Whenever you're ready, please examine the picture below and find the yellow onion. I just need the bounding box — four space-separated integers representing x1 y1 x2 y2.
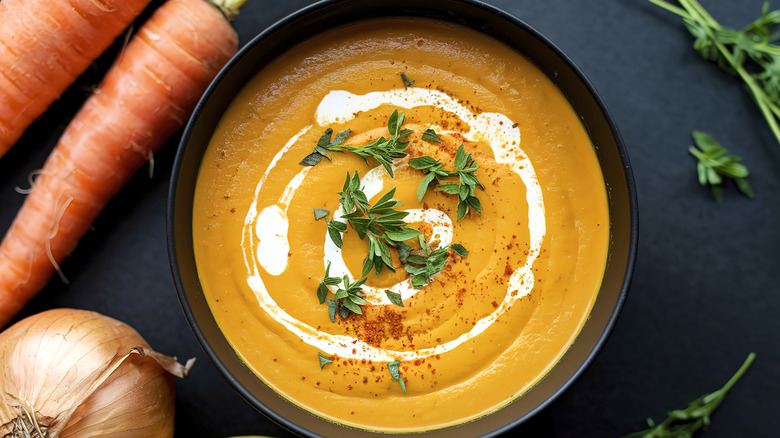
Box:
0 309 193 437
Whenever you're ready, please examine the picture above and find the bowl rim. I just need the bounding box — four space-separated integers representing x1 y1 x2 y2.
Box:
167 0 639 436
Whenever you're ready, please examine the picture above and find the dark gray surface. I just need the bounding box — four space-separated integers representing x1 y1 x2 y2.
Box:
0 0 777 437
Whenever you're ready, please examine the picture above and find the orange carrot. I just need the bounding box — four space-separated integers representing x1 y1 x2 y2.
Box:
0 0 152 158
0 0 240 326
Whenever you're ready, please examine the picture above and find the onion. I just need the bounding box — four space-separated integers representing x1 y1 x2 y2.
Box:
0 309 194 437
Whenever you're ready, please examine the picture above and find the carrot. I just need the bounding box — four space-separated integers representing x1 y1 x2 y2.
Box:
0 0 152 158
0 0 241 327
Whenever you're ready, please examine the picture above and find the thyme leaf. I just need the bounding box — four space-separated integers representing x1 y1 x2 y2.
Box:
421 128 442 143
326 220 347 248
400 72 415 89
689 131 753 200
385 290 404 306
313 208 330 220
387 360 407 394
318 352 333 368
316 261 342 304
451 243 468 257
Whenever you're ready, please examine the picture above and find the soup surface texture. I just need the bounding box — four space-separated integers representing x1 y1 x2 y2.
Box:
193 18 609 432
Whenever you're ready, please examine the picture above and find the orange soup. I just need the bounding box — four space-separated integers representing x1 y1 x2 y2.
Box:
192 18 609 432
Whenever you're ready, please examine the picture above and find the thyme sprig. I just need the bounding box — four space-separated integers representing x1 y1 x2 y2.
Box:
300 110 413 177
648 0 780 147
689 131 753 200
299 128 350 166
316 262 367 319
333 275 367 315
624 352 756 438
400 236 450 289
410 143 484 220
316 261 341 304
336 172 422 276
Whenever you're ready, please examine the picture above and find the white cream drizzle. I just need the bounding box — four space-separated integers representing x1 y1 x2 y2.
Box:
242 88 546 361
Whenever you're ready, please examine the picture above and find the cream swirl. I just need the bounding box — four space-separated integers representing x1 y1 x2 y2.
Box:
241 88 545 361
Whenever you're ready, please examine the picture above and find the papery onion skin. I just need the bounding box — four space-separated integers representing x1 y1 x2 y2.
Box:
0 309 180 437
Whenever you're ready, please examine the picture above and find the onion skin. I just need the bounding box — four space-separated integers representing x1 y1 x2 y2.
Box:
0 309 180 437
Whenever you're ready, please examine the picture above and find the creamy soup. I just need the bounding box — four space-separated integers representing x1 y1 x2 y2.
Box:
192 18 609 432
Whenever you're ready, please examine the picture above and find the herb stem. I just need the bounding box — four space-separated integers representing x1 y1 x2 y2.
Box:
662 0 780 147
720 351 756 394
646 0 690 19
681 0 719 28
623 352 756 437
700 18 780 145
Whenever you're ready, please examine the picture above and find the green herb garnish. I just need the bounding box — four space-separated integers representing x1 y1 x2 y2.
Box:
421 128 441 143
341 110 413 177
384 290 404 307
317 263 367 319
318 352 333 368
387 360 407 393
409 144 484 220
451 243 468 257
624 352 756 438
313 208 330 220
689 131 753 201
337 172 422 276
326 298 337 322
299 128 351 166
400 72 415 89
325 219 347 248
404 235 450 289
316 261 342 304
333 275 367 316
409 155 450 202
300 110 413 177
647 0 780 147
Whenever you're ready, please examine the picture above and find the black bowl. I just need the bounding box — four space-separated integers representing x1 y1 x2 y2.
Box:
167 0 638 436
